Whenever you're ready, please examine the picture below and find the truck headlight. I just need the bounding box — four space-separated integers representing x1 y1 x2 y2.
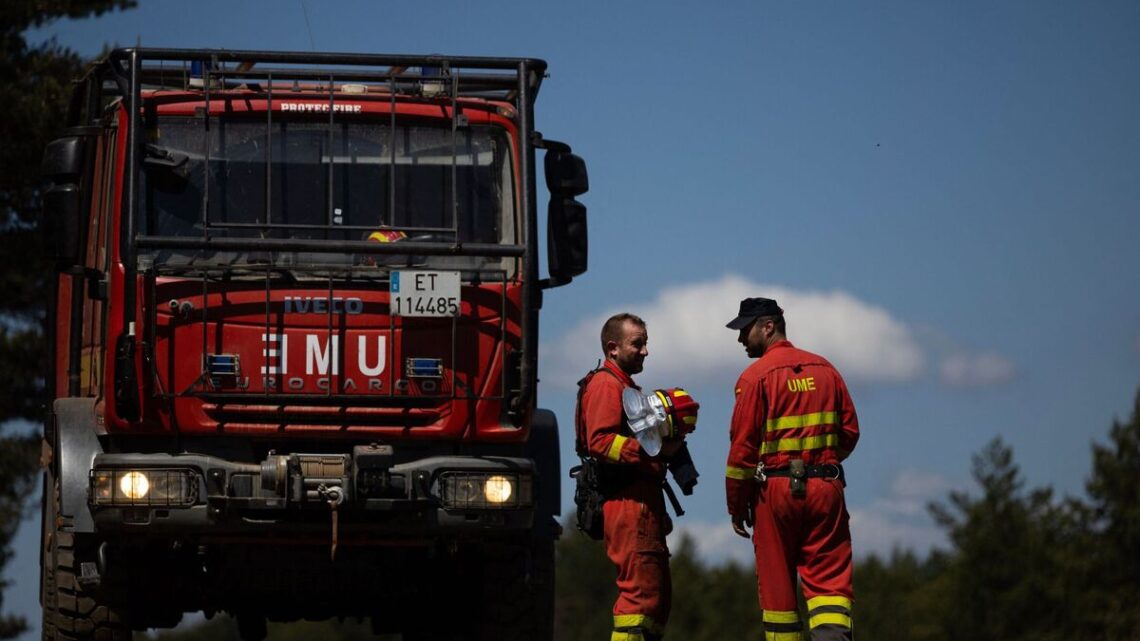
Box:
438 472 532 510
90 469 199 507
119 471 150 500
483 475 513 504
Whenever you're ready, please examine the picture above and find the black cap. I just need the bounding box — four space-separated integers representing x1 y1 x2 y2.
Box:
726 297 783 330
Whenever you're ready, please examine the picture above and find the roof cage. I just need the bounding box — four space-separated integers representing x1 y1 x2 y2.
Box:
86 47 545 264
90 48 547 104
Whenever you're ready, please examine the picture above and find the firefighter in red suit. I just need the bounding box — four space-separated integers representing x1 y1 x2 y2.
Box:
724 298 859 641
577 313 683 641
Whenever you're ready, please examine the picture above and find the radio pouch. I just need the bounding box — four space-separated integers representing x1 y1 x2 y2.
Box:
570 457 605 540
789 459 807 497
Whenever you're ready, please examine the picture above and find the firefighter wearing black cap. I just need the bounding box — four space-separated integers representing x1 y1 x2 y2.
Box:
724 298 860 641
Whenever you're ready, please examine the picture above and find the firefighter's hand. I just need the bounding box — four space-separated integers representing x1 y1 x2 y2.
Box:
731 512 752 539
659 438 685 458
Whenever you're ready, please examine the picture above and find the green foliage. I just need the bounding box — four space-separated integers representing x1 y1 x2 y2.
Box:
0 325 49 421
925 438 1075 641
1 1 134 35
667 536 760 641
0 36 79 421
0 0 135 422
1084 389 1140 639
0 2 135 638
853 548 950 641
0 432 39 639
553 526 615 641
853 423 1140 641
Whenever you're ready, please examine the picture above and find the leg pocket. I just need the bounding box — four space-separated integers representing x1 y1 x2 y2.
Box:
636 503 669 554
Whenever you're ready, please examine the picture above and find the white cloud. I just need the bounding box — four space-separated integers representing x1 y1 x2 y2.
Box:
667 520 755 567
849 508 947 559
939 352 1016 386
540 274 925 389
889 469 956 503
850 470 960 558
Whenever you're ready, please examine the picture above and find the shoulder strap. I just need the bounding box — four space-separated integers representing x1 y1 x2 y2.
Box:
574 363 620 457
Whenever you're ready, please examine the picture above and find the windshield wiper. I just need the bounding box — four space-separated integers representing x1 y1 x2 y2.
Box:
142 144 190 169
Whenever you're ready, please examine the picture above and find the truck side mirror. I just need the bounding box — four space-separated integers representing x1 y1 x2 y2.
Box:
548 197 587 282
544 149 588 197
544 148 589 283
41 136 88 269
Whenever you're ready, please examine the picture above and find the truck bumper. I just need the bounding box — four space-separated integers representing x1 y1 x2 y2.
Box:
87 447 536 537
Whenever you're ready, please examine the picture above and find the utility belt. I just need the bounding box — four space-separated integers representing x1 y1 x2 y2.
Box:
596 462 661 490
570 458 652 541
756 460 845 497
570 457 688 541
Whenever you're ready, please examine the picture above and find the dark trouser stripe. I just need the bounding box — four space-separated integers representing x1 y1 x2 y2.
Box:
809 624 852 641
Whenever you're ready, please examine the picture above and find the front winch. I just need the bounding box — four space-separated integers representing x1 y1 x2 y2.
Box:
259 453 351 505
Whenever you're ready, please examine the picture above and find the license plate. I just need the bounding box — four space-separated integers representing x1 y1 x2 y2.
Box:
391 271 460 317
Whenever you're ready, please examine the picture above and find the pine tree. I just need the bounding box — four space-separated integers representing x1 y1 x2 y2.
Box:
0 2 135 637
853 548 951 641
1085 390 1140 639
926 439 1081 641
0 433 38 639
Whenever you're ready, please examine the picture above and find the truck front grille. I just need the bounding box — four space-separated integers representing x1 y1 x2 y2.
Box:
201 403 443 430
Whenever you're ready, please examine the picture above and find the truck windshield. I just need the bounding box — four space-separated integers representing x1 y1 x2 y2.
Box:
139 115 517 271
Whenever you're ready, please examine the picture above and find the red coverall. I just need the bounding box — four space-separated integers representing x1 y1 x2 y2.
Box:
725 340 860 641
578 360 671 641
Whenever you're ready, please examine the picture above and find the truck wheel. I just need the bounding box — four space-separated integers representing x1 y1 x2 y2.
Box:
236 614 267 641
478 536 555 641
399 536 553 641
41 473 132 641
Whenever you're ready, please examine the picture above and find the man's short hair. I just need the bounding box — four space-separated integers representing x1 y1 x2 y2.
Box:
600 313 646 352
758 314 786 335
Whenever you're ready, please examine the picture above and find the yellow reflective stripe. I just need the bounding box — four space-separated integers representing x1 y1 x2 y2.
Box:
762 610 801 624
672 389 689 397
809 613 852 629
726 465 754 480
613 613 660 633
760 433 839 455
612 632 642 641
606 435 629 462
614 614 649 627
806 595 852 611
764 632 804 641
766 411 838 431
656 391 675 435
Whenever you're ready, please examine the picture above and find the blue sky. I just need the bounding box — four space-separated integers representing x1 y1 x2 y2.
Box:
7 0 1140 637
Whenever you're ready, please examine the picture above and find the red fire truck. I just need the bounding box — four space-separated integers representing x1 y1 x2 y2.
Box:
39 48 588 641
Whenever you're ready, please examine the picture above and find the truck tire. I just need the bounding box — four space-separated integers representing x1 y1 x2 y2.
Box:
399 536 554 641
478 536 555 641
41 473 132 641
235 614 267 641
